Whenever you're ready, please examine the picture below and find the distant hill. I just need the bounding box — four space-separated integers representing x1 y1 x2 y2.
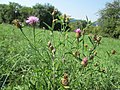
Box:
70 18 80 22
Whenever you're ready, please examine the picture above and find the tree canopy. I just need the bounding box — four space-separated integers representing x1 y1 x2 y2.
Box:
0 2 61 29
98 0 120 38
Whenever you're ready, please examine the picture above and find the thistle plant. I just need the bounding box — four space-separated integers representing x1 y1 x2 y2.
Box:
12 12 102 89
44 10 71 89
12 17 45 63
26 16 39 43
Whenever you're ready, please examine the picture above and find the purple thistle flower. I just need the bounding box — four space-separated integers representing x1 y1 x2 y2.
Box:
75 28 82 39
81 57 88 67
74 29 81 33
26 16 39 25
82 57 88 63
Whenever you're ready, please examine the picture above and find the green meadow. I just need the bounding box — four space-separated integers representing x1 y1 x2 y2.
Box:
0 24 120 90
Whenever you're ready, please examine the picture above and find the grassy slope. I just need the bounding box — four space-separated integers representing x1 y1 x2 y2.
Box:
0 24 120 90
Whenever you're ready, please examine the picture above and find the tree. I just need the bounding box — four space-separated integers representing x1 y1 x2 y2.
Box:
6 2 22 23
19 6 33 22
33 3 61 29
0 4 9 23
98 0 120 38
0 2 62 30
32 3 53 28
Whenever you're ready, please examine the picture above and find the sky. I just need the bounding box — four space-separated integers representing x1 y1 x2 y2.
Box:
0 0 114 21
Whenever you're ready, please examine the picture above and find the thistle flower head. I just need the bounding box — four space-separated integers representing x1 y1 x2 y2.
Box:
89 55 94 60
26 16 39 25
75 29 81 39
111 50 116 54
84 44 88 48
81 57 88 66
74 28 81 33
12 19 22 29
83 57 88 63
61 73 69 86
73 51 80 58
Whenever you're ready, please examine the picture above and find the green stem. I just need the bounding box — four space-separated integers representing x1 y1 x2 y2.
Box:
20 28 45 61
20 28 31 42
52 55 55 90
82 34 85 56
33 26 35 44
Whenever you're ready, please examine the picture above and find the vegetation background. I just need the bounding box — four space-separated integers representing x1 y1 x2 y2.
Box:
0 0 120 90
0 0 120 38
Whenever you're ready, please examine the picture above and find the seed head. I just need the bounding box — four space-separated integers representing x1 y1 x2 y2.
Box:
52 48 56 55
49 45 54 51
12 19 22 29
84 44 88 48
111 50 116 54
89 55 94 60
73 51 80 58
61 73 69 86
94 51 97 56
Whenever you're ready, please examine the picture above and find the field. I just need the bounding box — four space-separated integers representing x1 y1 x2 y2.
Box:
0 24 120 90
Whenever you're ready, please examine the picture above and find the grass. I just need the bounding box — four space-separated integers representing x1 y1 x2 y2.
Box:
0 23 120 90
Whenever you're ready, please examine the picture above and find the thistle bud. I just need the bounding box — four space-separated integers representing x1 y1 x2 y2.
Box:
94 63 98 67
52 9 57 16
94 51 97 56
93 34 97 41
49 45 54 51
52 12 55 16
97 36 102 42
74 29 81 39
89 55 94 60
52 48 56 55
111 50 116 54
63 14 67 19
65 17 69 22
12 19 22 29
52 19 58 23
42 27 45 30
100 68 106 73
61 73 69 86
81 57 88 67
47 41 51 47
84 44 88 48
73 51 80 58
89 48 93 52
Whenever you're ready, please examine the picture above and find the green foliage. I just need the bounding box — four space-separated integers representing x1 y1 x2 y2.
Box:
0 2 22 23
69 20 88 31
0 2 61 29
98 0 120 38
0 24 120 90
0 4 10 23
85 26 102 35
33 3 53 28
19 6 33 22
